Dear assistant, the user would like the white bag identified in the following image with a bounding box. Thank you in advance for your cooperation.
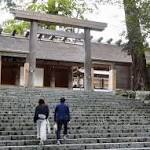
[53,123,57,133]
[46,119,51,134]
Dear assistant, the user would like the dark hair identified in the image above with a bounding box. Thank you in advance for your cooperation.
[39,99,45,105]
[60,97,65,103]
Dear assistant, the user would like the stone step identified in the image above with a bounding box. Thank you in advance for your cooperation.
[0,111,148,116]
[1,124,150,131]
[1,102,146,107]
[0,97,140,101]
[1,124,150,129]
[1,120,148,125]
[0,103,148,107]
[1,122,150,127]
[0,128,150,136]
[0,96,134,100]
[0,98,143,103]
[2,119,147,123]
[1,132,150,140]
[0,87,149,149]
[0,119,148,123]
[0,113,148,117]
[0,131,150,140]
[86,148,150,150]
[0,111,148,114]
[0,113,147,117]
[1,106,148,110]
[0,98,143,102]
[0,103,147,107]
[0,137,150,146]
[0,141,150,150]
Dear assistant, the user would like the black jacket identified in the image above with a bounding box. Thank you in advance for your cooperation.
[34,104,49,123]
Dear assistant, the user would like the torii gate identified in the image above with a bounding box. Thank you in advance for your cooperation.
[12,9,107,91]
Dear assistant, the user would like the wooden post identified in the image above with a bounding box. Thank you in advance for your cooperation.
[0,56,2,85]
[108,64,116,90]
[26,21,37,87]
[68,67,73,89]
[84,28,92,91]
[91,68,94,89]
[51,68,55,88]
[15,67,20,86]
[24,62,29,87]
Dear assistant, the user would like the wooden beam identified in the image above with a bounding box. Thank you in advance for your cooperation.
[38,28,84,39]
[12,9,107,31]
[0,49,28,54]
[0,51,27,58]
[36,59,81,67]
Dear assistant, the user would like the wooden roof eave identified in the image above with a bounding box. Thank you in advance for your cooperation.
[0,49,29,57]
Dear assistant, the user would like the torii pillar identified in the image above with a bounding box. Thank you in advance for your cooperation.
[26,21,37,87]
[84,28,92,91]
[12,9,107,91]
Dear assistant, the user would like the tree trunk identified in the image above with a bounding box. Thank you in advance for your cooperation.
[123,0,150,90]
[131,51,149,90]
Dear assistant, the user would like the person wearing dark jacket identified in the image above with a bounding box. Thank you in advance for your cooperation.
[54,97,70,144]
[34,99,49,145]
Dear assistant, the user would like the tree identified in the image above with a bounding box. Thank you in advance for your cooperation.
[138,0,150,39]
[1,0,32,34]
[123,0,150,90]
[28,0,75,16]
[0,0,16,8]
[3,20,30,35]
[94,0,150,90]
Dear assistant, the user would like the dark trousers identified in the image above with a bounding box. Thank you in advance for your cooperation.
[56,120,68,140]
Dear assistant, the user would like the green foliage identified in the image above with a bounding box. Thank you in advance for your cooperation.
[28,0,75,16]
[28,3,46,12]
[28,0,90,19]
[123,0,144,53]
[138,1,150,38]
[47,0,74,16]
[3,20,30,35]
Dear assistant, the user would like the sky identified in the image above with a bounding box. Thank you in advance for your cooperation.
[87,4,127,43]
[0,3,127,44]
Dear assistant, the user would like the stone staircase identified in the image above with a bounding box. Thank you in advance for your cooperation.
[0,86,150,149]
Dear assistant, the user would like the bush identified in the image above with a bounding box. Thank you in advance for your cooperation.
[115,89,136,99]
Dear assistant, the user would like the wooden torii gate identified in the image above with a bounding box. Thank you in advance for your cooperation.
[12,9,107,91]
